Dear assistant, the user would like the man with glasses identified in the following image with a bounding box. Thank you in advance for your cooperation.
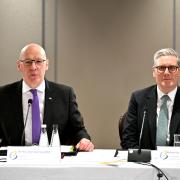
[0,43,94,151]
[121,48,180,150]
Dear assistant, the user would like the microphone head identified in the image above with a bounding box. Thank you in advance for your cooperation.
[28,99,32,104]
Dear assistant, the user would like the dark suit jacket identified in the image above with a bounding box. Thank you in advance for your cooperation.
[121,85,180,150]
[0,80,91,146]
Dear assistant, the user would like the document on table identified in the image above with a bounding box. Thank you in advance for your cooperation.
[62,149,128,166]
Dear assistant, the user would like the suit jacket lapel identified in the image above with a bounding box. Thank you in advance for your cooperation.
[11,81,24,144]
[146,86,157,147]
[43,80,53,125]
[169,87,180,141]
[43,80,59,141]
[15,81,24,133]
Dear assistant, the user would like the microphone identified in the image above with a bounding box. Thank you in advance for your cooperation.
[128,106,151,162]
[138,109,147,153]
[21,99,32,146]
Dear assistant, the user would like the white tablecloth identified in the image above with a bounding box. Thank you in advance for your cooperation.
[0,149,179,180]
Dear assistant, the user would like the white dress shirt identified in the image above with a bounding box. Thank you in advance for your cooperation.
[156,86,177,140]
[22,80,45,145]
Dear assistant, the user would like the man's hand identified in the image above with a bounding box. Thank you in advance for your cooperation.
[75,138,94,152]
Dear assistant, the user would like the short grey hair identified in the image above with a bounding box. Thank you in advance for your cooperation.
[153,48,180,66]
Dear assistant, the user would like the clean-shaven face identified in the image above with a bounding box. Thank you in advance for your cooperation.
[17,44,49,89]
[153,55,180,93]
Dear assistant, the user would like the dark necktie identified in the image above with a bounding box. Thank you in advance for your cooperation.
[30,89,41,145]
[156,95,169,146]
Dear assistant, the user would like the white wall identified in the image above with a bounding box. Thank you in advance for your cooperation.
[57,0,173,148]
[0,0,43,85]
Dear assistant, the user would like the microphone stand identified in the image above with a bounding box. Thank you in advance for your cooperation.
[21,99,32,146]
[128,110,151,162]
[138,111,146,154]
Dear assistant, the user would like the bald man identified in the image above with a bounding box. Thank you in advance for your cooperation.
[0,43,94,151]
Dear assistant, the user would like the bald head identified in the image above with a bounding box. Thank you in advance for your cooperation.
[19,43,47,60]
[17,43,49,88]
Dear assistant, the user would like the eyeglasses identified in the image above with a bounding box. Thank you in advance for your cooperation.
[19,59,46,67]
[154,65,179,73]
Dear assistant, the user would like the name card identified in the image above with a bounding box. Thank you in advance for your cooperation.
[7,146,61,164]
[152,146,180,162]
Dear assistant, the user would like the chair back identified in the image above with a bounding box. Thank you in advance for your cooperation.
[119,112,127,140]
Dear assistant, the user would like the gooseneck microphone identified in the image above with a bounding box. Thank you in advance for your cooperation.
[128,105,151,162]
[21,99,32,146]
[138,109,147,154]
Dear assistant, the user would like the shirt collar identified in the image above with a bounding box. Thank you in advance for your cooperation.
[22,80,45,93]
[157,86,177,102]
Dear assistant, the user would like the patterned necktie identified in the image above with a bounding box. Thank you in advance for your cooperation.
[156,95,169,146]
[30,89,41,145]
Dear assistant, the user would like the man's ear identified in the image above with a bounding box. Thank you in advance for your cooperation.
[45,59,49,70]
[178,68,180,77]
[16,60,21,71]
[152,68,155,78]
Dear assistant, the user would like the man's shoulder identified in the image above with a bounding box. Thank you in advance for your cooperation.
[45,80,73,92]
[0,81,21,93]
[175,86,180,98]
[133,85,157,97]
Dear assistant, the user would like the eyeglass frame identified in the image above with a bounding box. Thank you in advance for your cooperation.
[153,65,179,73]
[19,59,47,67]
